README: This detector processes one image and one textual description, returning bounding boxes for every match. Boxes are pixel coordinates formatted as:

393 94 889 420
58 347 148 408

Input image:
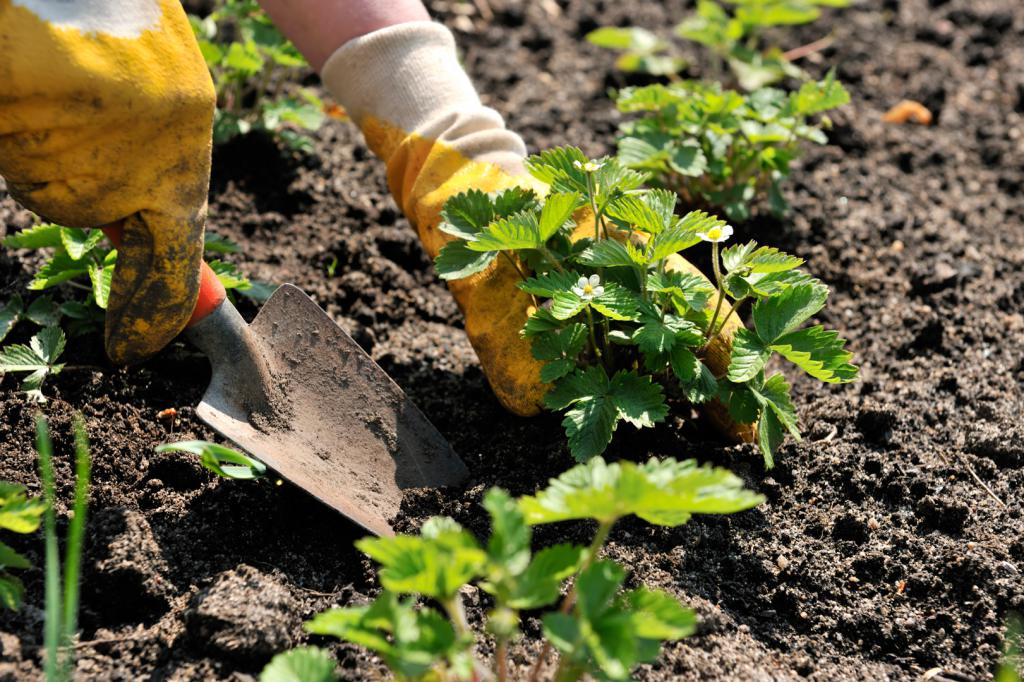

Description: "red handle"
101 223 226 327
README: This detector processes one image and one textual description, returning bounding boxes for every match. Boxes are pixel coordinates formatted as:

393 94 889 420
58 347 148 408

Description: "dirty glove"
0 0 216 364
322 21 752 442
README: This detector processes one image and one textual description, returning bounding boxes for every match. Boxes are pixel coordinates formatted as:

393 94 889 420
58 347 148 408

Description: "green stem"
36 417 61 682
525 520 616 682
61 418 90 676
708 295 748 348
584 306 603 365
501 252 538 307
704 241 726 342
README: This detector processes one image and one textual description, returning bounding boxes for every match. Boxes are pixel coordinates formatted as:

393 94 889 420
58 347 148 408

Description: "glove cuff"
320 21 527 173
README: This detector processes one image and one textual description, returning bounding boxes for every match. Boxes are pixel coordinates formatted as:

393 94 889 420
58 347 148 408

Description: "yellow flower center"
706 226 723 240
582 284 594 295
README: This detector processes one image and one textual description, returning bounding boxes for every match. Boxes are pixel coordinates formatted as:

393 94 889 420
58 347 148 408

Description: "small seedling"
36 414 91 682
589 0 848 90
1 224 271 402
189 0 325 151
156 441 267 480
996 615 1023 682
434 146 857 466
265 456 763 681
614 72 849 221
0 480 46 610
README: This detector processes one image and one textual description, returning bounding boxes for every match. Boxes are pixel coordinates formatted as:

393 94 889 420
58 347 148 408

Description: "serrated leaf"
544 366 611 411
0 542 30 571
525 146 590 194
647 271 714 312
724 383 762 424
771 325 858 383
726 327 771 382
625 588 697 641
435 241 497 280
752 281 829 343
519 456 764 527
0 483 45 534
29 252 90 290
754 373 800 439
209 260 251 291
550 291 587 320
606 190 677 235
483 488 531 575
575 239 642 268
0 574 25 611
668 144 708 177
0 296 23 343
522 308 563 337
88 261 115 309
792 69 850 116
649 210 724 261
608 371 668 428
156 441 267 480
563 398 619 462
539 192 581 241
59 227 104 261
260 647 337 682
531 324 587 382
467 212 542 252
357 518 487 600
24 296 60 327
670 346 718 404
518 270 579 298
501 543 584 610
2 223 62 249
439 189 495 239
204 232 242 254
591 283 641 321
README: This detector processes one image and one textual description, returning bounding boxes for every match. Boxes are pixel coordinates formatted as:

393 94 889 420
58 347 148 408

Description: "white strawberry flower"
572 159 603 173
697 223 734 243
572 274 604 301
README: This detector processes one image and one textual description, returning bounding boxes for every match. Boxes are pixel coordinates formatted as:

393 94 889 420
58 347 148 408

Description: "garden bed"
1 0 1023 679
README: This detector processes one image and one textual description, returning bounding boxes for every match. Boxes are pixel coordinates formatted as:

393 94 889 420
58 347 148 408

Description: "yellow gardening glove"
0 0 215 364
322 21 753 443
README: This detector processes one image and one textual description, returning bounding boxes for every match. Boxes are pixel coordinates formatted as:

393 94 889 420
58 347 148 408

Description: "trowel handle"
100 223 227 327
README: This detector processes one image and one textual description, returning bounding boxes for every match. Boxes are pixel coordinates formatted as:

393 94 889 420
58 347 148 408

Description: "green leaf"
504 544 584 609
726 327 771 382
209 260 252 291
608 371 669 428
155 441 267 480
647 271 714 313
519 456 764 527
625 588 697 641
668 144 708 177
543 611 581 654
25 296 60 327
531 324 588 382
224 40 264 74
59 228 103 261
550 291 587 321
29 252 90 290
722 241 803 274
260 647 336 682
0 574 25 611
649 211 723 261
544 366 611 411
771 325 858 383
0 541 31 571
0 296 23 343
792 69 850 116
669 346 718 404
752 281 829 343
2 223 62 249
439 189 496 240
525 146 590 194
723 382 761 424
519 270 579 298
483 488 531 574
88 261 115 310
575 240 642 268
204 232 242 254
591 283 641 321
563 399 619 463
748 373 800 468
606 191 677 235
357 518 487 600
522 308 563 337
466 212 542 252
0 483 45 534
539 192 581 241
633 304 702 355
586 26 660 52
0 326 65 400
435 241 497 280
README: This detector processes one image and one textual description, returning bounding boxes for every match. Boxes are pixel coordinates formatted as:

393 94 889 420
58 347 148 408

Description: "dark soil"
2 0 1024 679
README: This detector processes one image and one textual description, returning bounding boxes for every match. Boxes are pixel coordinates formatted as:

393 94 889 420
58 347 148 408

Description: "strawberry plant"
588 0 847 90
189 0 325 151
263 456 763 681
156 441 267 481
435 147 857 466
614 72 849 221
0 479 46 610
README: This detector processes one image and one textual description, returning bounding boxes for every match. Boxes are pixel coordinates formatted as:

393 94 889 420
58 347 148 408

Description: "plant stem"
496 639 509 682
525 520 615 682
61 417 90 677
704 241 726 343
445 595 472 639
584 306 603 365
501 252 538 307
708 295 748 348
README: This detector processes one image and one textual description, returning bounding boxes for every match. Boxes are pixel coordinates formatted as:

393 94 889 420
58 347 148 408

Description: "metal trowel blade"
186 284 468 536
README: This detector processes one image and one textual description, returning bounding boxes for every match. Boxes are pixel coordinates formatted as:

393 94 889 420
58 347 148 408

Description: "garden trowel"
105 228 468 537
